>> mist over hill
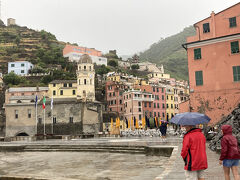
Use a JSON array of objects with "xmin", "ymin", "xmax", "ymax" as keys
[{"xmin": 139, "ymin": 26, "xmax": 196, "ymax": 80}]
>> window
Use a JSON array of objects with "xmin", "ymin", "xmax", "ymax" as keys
[
  {"xmin": 229, "ymin": 17, "xmax": 237, "ymax": 28},
  {"xmin": 53, "ymin": 117, "xmax": 57, "ymax": 124},
  {"xmin": 149, "ymin": 103, "xmax": 151, "ymax": 107},
  {"xmin": 84, "ymin": 79, "xmax": 87, "ymax": 85},
  {"xmin": 231, "ymin": 41, "xmax": 239, "ymax": 54},
  {"xmin": 79, "ymin": 79, "xmax": 81, "ymax": 85},
  {"xmin": 162, "ymin": 112, "xmax": 165, "ymax": 117},
  {"xmin": 171, "ymin": 96, "xmax": 173, "ymax": 100},
  {"xmin": 15, "ymin": 110, "xmax": 18, "ymax": 119},
  {"xmin": 194, "ymin": 48, "xmax": 202, "ymax": 60},
  {"xmin": 171, "ymin": 104, "xmax": 173, "ymax": 109},
  {"xmin": 157, "ymin": 103, "xmax": 160, "ymax": 108},
  {"xmin": 138, "ymin": 108, "xmax": 141, "ymax": 112},
  {"xmin": 167, "ymin": 104, "xmax": 169, "ymax": 108},
  {"xmin": 69, "ymin": 117, "xmax": 73, "ymax": 123},
  {"xmin": 157, "ymin": 88, "xmax": 159, "ymax": 92},
  {"xmin": 89, "ymin": 66, "xmax": 92, "ymax": 71},
  {"xmin": 11, "ymin": 64, "xmax": 15, "ymax": 67},
  {"xmin": 167, "ymin": 96, "xmax": 168, "ymax": 100},
  {"xmin": 233, "ymin": 66, "xmax": 240, "ymax": 82},
  {"xmin": 195, "ymin": 71, "xmax": 203, "ymax": 86},
  {"xmin": 69, "ymin": 83, "xmax": 72, "ymax": 87},
  {"xmin": 38, "ymin": 118, "xmax": 42, "ymax": 124},
  {"xmin": 64, "ymin": 83, "xmax": 67, "ymax": 87},
  {"xmin": 145, "ymin": 102, "xmax": 147, "ymax": 107},
  {"xmin": 53, "ymin": 83, "xmax": 56, "ymax": 87},
  {"xmin": 158, "ymin": 112, "xmax": 160, "ymax": 117},
  {"xmin": 21, "ymin": 70, "xmax": 24, "ymax": 73},
  {"xmin": 139, "ymin": 115, "xmax": 142, "ymax": 120},
  {"xmin": 53, "ymin": 90, "xmax": 56, "ymax": 96},
  {"xmin": 203, "ymin": 23, "xmax": 210, "ymax": 33},
  {"xmin": 162, "ymin": 95, "xmax": 164, "ymax": 100},
  {"xmin": 154, "ymin": 103, "xmax": 156, "ymax": 108},
  {"xmin": 120, "ymin": 100, "xmax": 122, "ymax": 104},
  {"xmin": 162, "ymin": 88, "xmax": 164, "ymax": 93},
  {"xmin": 73, "ymin": 90, "xmax": 76, "ymax": 95},
  {"xmin": 113, "ymin": 92, "xmax": 115, "ymax": 96},
  {"xmin": 138, "ymin": 102, "xmax": 141, "ymax": 106},
  {"xmin": 21, "ymin": 63, "xmax": 24, "ymax": 67},
  {"xmin": 60, "ymin": 90, "xmax": 63, "ymax": 95},
  {"xmin": 84, "ymin": 66, "xmax": 86, "ymax": 70},
  {"xmin": 162, "ymin": 104, "xmax": 165, "ymax": 109},
  {"xmin": 28, "ymin": 109, "xmax": 31, "ymax": 118},
  {"xmin": 153, "ymin": 87, "xmax": 155, "ymax": 92}
]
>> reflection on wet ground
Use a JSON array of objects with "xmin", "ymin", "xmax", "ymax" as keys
[{"xmin": 0, "ymin": 151, "xmax": 168, "ymax": 180}]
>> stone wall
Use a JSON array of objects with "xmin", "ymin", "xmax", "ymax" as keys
[{"xmin": 5, "ymin": 100, "xmax": 103, "ymax": 137}]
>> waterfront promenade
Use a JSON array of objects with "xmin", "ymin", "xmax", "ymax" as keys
[{"xmin": 0, "ymin": 136, "xmax": 239, "ymax": 180}]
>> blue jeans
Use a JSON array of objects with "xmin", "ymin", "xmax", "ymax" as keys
[{"xmin": 223, "ymin": 159, "xmax": 239, "ymax": 167}]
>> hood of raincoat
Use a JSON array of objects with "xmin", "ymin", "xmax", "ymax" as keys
[{"xmin": 221, "ymin": 125, "xmax": 232, "ymax": 135}]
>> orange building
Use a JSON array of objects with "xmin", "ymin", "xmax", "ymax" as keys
[
  {"xmin": 63, "ymin": 44, "xmax": 102, "ymax": 57},
  {"xmin": 183, "ymin": 3, "xmax": 240, "ymax": 125}
]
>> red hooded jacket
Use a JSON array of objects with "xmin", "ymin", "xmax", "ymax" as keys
[
  {"xmin": 219, "ymin": 125, "xmax": 240, "ymax": 160},
  {"xmin": 181, "ymin": 128, "xmax": 208, "ymax": 171}
]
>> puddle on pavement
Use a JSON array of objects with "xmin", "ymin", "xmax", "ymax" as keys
[{"xmin": 0, "ymin": 152, "xmax": 168, "ymax": 180}]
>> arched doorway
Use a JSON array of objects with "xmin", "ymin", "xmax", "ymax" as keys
[{"xmin": 16, "ymin": 132, "xmax": 29, "ymax": 136}]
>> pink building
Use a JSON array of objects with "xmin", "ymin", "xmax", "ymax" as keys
[
  {"xmin": 123, "ymin": 90, "xmax": 154, "ymax": 121},
  {"xmin": 183, "ymin": 3, "xmax": 240, "ymax": 125},
  {"xmin": 105, "ymin": 81, "xmax": 128, "ymax": 119},
  {"xmin": 63, "ymin": 44, "xmax": 102, "ymax": 57},
  {"xmin": 151, "ymin": 85, "xmax": 166, "ymax": 119},
  {"xmin": 5, "ymin": 87, "xmax": 48, "ymax": 104}
]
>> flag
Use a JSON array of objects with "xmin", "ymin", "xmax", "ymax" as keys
[
  {"xmin": 111, "ymin": 118, "xmax": 113, "ymax": 130},
  {"xmin": 35, "ymin": 95, "xmax": 38, "ymax": 107},
  {"xmin": 51, "ymin": 96, "xmax": 53, "ymax": 110},
  {"xmin": 42, "ymin": 96, "xmax": 46, "ymax": 109}
]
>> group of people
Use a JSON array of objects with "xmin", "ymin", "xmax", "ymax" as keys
[{"xmin": 181, "ymin": 124, "xmax": 239, "ymax": 180}]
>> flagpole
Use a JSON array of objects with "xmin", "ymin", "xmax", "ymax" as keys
[
  {"xmin": 51, "ymin": 97, "xmax": 53, "ymax": 134},
  {"xmin": 44, "ymin": 108, "xmax": 45, "ymax": 135},
  {"xmin": 35, "ymin": 96, "xmax": 38, "ymax": 135}
]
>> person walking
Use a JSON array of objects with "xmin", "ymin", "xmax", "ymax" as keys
[
  {"xmin": 181, "ymin": 125, "xmax": 208, "ymax": 180},
  {"xmin": 160, "ymin": 121, "xmax": 168, "ymax": 139},
  {"xmin": 219, "ymin": 124, "xmax": 240, "ymax": 180}
]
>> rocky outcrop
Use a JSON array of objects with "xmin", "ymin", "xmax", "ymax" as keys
[{"xmin": 209, "ymin": 104, "xmax": 240, "ymax": 151}]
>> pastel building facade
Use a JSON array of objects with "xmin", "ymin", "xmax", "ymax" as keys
[
  {"xmin": 63, "ymin": 44, "xmax": 107, "ymax": 66},
  {"xmin": 48, "ymin": 80, "xmax": 77, "ymax": 98},
  {"xmin": 183, "ymin": 2, "xmax": 240, "ymax": 125},
  {"xmin": 8, "ymin": 61, "xmax": 34, "ymax": 75}
]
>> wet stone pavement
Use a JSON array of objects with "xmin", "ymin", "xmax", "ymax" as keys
[{"xmin": 0, "ymin": 137, "xmax": 239, "ymax": 180}]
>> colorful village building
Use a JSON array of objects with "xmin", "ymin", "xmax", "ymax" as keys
[{"xmin": 183, "ymin": 2, "xmax": 240, "ymax": 125}]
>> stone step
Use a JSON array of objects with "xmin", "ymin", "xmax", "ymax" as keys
[{"xmin": 24, "ymin": 148, "xmax": 145, "ymax": 154}]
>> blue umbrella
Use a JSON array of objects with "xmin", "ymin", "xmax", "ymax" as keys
[{"xmin": 170, "ymin": 112, "xmax": 211, "ymax": 125}]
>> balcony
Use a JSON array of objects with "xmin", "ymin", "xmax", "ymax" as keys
[{"xmin": 133, "ymin": 97, "xmax": 154, "ymax": 102}]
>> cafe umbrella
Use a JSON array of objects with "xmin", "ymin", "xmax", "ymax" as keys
[{"xmin": 170, "ymin": 112, "xmax": 211, "ymax": 125}]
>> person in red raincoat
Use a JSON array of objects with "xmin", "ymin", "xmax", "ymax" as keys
[
  {"xmin": 219, "ymin": 124, "xmax": 240, "ymax": 180},
  {"xmin": 181, "ymin": 125, "xmax": 208, "ymax": 180}
]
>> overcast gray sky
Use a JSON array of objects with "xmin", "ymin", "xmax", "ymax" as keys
[{"xmin": 1, "ymin": 0, "xmax": 239, "ymax": 55}]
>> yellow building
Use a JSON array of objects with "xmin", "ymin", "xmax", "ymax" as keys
[
  {"xmin": 107, "ymin": 74, "xmax": 121, "ymax": 82},
  {"xmin": 148, "ymin": 72, "xmax": 170, "ymax": 79},
  {"xmin": 165, "ymin": 86, "xmax": 175, "ymax": 121},
  {"xmin": 77, "ymin": 54, "xmax": 95, "ymax": 101},
  {"xmin": 48, "ymin": 80, "xmax": 77, "ymax": 98}
]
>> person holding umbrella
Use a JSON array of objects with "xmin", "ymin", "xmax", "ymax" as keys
[{"xmin": 170, "ymin": 112, "xmax": 210, "ymax": 180}]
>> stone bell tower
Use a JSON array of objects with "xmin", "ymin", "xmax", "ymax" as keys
[{"xmin": 76, "ymin": 54, "xmax": 95, "ymax": 101}]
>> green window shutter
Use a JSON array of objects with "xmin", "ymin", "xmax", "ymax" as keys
[
  {"xmin": 229, "ymin": 17, "xmax": 237, "ymax": 28},
  {"xmin": 231, "ymin": 41, "xmax": 239, "ymax": 54},
  {"xmin": 195, "ymin": 71, "xmax": 203, "ymax": 86},
  {"xmin": 233, "ymin": 66, "xmax": 240, "ymax": 82},
  {"xmin": 194, "ymin": 48, "xmax": 202, "ymax": 60}
]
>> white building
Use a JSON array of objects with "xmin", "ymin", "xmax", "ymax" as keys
[
  {"xmin": 8, "ymin": 61, "xmax": 34, "ymax": 75},
  {"xmin": 64, "ymin": 52, "xmax": 107, "ymax": 66}
]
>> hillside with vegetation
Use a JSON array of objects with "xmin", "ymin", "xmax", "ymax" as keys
[
  {"xmin": 0, "ymin": 21, "xmax": 77, "ymax": 87},
  {"xmin": 139, "ymin": 26, "xmax": 196, "ymax": 80}
]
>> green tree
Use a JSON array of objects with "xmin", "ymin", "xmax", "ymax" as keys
[
  {"xmin": 131, "ymin": 64, "xmax": 139, "ymax": 70},
  {"xmin": 3, "ymin": 72, "xmax": 25, "ymax": 85},
  {"xmin": 108, "ymin": 60, "xmax": 118, "ymax": 67}
]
